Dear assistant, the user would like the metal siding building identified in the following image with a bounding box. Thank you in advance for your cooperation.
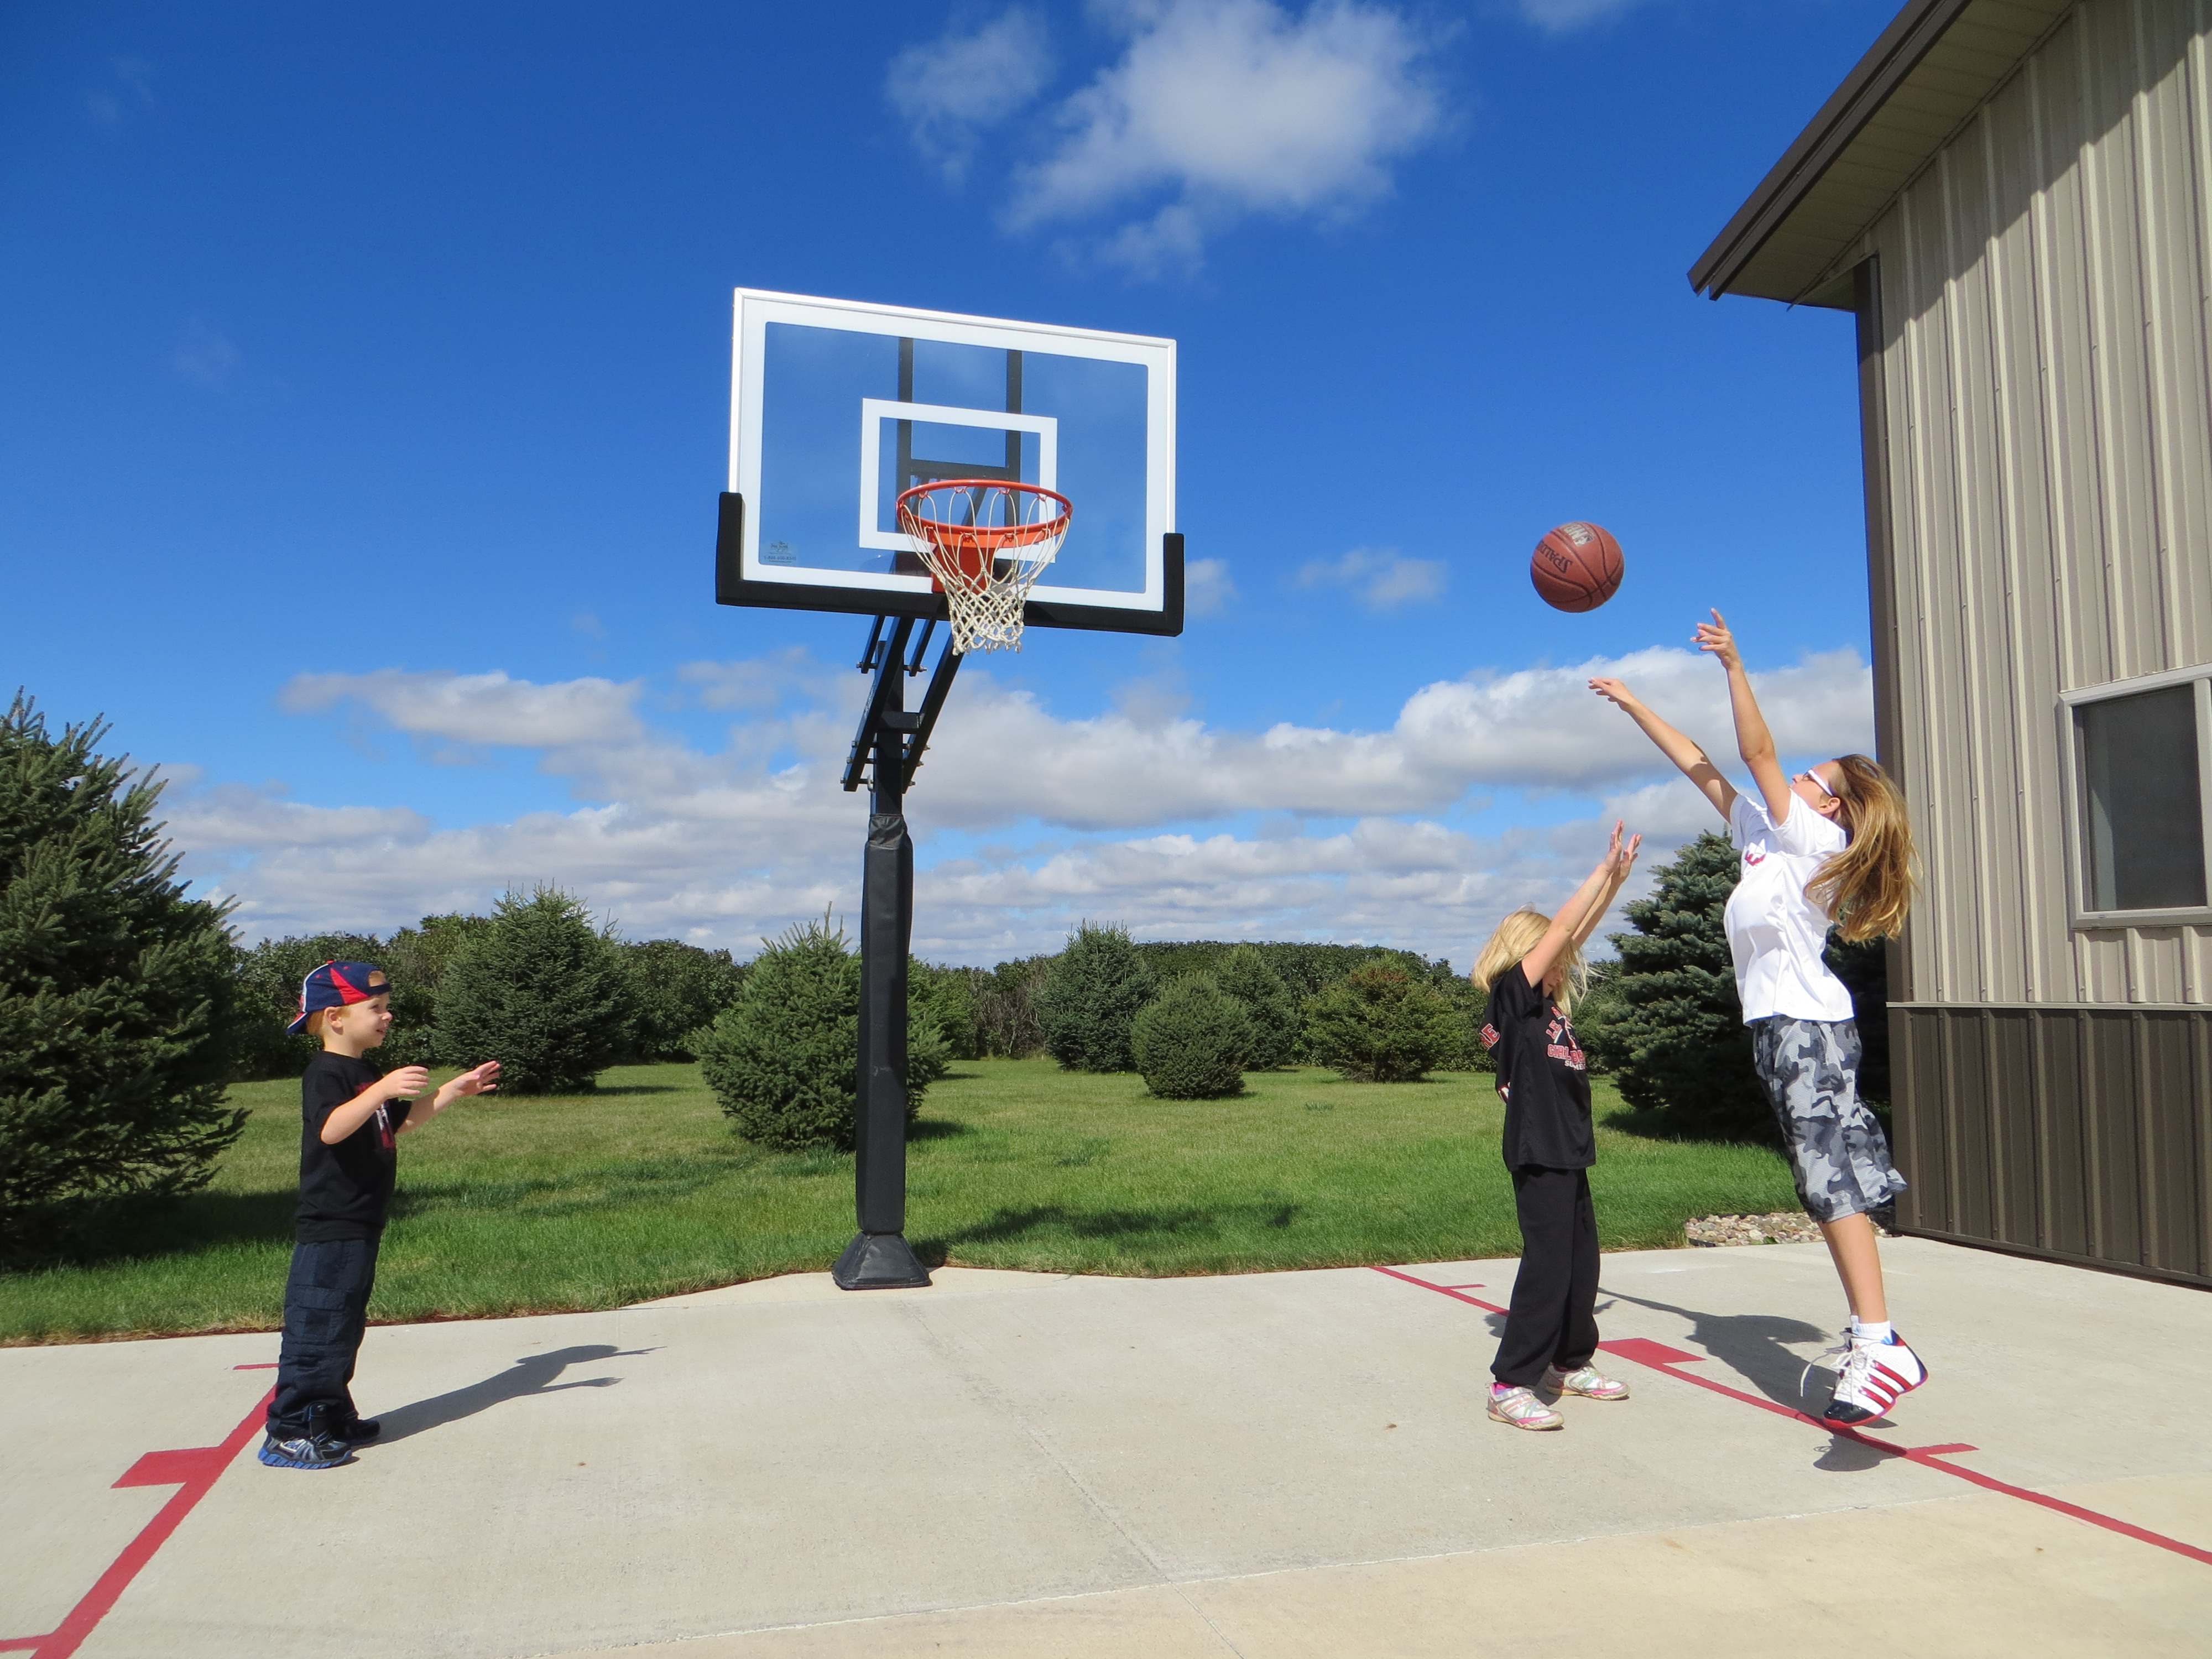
[1693,0,2212,1285]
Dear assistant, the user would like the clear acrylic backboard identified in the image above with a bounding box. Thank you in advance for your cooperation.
[715,289,1181,635]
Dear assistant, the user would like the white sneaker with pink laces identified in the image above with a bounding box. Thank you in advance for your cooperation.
[1544,1363,1630,1401]
[1488,1384,1564,1431]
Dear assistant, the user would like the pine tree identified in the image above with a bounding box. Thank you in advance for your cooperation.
[693,914,938,1150]
[619,938,747,1062]
[1131,973,1252,1099]
[1,696,244,1260]
[1604,831,1771,1139]
[1035,922,1159,1072]
[434,886,637,1094]
[1303,964,1459,1083]
[1214,946,1298,1070]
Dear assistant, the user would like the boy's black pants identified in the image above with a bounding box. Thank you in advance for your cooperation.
[269,1234,380,1430]
[1491,1166,1599,1387]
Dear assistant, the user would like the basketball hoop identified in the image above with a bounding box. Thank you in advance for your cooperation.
[895,480,1072,654]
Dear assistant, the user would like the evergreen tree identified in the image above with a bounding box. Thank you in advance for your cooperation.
[693,914,938,1150]
[233,930,389,1079]
[908,958,980,1060]
[380,913,494,1066]
[974,954,1052,1057]
[435,886,636,1094]
[1303,964,1460,1082]
[1,696,244,1259]
[1035,922,1159,1072]
[620,938,747,1062]
[1214,946,1297,1070]
[1131,973,1251,1099]
[1604,832,1770,1139]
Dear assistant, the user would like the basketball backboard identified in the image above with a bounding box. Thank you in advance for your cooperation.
[716,289,1181,635]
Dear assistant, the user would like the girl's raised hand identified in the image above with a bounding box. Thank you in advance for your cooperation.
[1694,609,1742,670]
[1588,676,1639,711]
[1610,827,1644,879]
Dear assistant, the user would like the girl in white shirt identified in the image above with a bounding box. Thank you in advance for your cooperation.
[1589,611,1923,1426]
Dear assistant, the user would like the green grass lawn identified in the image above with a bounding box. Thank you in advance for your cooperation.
[0,1060,1800,1344]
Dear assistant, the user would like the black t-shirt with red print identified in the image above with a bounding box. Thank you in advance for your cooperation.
[1480,966,1594,1171]
[295,1051,402,1241]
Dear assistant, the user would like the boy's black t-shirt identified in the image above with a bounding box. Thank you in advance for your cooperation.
[1480,968,1594,1171]
[296,1052,400,1241]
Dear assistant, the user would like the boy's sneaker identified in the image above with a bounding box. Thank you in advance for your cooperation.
[1544,1363,1630,1401]
[1822,1332,1927,1425]
[1488,1384,1564,1431]
[258,1406,357,1470]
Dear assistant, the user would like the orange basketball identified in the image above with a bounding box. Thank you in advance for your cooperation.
[1530,521,1624,612]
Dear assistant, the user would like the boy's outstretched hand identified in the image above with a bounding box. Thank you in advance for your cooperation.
[445,1061,500,1100]
[1694,608,1743,671]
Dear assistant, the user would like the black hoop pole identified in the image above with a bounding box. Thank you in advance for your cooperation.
[832,615,960,1290]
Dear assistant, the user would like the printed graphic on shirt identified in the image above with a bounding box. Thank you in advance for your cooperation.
[1743,847,1766,866]
[1479,1022,1501,1051]
[1544,1014,1586,1071]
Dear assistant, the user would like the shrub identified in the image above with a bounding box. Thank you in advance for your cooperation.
[1824,935,1891,1107]
[1303,964,1460,1083]
[621,938,746,1062]
[1,696,245,1261]
[694,915,939,1150]
[974,954,1052,1057]
[909,958,980,1060]
[435,886,638,1094]
[1603,832,1769,1139]
[1214,946,1297,1070]
[233,930,389,1080]
[1570,958,1626,1077]
[1036,922,1159,1072]
[1131,974,1252,1099]
[380,912,493,1066]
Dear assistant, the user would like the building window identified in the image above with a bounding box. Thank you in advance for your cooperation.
[2067,672,2212,922]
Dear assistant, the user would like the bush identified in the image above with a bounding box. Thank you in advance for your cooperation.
[233,930,389,1080]
[622,938,746,1062]
[1824,935,1891,1107]
[1571,958,1626,1077]
[1303,964,1460,1083]
[1036,922,1159,1072]
[909,958,980,1060]
[974,955,1052,1057]
[380,912,493,1067]
[694,915,940,1150]
[1603,832,1769,1139]
[1,696,245,1260]
[1131,974,1251,1099]
[435,886,637,1094]
[1214,946,1297,1070]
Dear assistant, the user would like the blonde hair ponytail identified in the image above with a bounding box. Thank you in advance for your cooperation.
[1806,753,1917,941]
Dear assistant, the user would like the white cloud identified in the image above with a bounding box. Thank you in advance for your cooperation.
[1296,545,1445,611]
[280,669,644,750]
[1008,0,1444,273]
[170,319,239,389]
[888,9,1056,182]
[1184,556,1237,617]
[173,644,1870,962]
[1516,0,1650,31]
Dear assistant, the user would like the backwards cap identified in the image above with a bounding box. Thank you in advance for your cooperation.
[288,960,392,1035]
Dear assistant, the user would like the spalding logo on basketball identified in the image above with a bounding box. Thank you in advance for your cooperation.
[1530,521,1624,612]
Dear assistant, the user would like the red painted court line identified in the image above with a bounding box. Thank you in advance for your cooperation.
[1371,1264,2212,1568]
[1,1385,275,1659]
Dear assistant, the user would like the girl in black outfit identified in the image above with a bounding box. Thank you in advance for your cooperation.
[1470,821,1640,1432]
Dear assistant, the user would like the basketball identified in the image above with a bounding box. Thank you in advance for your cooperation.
[1530,521,1624,612]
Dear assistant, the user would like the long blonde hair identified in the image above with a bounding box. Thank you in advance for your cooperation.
[1806,753,1917,941]
[1470,905,1585,1013]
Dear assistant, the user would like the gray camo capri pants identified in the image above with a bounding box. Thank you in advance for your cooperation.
[1749,1016,1907,1223]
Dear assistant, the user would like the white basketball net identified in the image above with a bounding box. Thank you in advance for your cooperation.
[896,482,1071,655]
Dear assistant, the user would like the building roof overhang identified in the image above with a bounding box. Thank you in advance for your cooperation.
[1690,0,2078,309]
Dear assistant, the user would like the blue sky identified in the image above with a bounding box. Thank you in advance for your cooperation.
[1,0,1896,965]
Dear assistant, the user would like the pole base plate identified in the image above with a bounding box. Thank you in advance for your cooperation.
[831,1232,932,1290]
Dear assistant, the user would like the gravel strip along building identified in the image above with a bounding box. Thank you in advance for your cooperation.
[1692,0,2212,1288]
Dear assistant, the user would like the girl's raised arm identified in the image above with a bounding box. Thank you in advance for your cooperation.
[1588,677,1737,822]
[1522,822,1635,989]
[1571,827,1642,951]
[1694,610,1793,825]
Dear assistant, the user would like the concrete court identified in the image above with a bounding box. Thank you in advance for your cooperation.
[4,1239,2209,1659]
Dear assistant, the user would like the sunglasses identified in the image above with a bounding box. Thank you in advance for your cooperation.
[1797,768,1838,799]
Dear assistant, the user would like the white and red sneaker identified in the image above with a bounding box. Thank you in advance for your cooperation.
[1822,1332,1927,1425]
[1488,1384,1564,1431]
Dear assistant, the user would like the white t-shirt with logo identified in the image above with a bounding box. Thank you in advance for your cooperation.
[1724,792,1855,1024]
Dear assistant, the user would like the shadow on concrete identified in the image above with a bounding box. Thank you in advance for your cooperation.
[929,1200,1300,1250]
[373,1344,654,1445]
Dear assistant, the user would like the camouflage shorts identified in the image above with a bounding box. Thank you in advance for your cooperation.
[1749,1016,1907,1224]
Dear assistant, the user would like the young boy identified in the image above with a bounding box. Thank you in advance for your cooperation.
[261,960,499,1470]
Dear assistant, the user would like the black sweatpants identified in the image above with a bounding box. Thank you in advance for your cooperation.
[269,1234,380,1430]
[1491,1166,1600,1388]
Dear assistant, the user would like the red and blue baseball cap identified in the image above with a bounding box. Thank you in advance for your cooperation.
[289,961,393,1034]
